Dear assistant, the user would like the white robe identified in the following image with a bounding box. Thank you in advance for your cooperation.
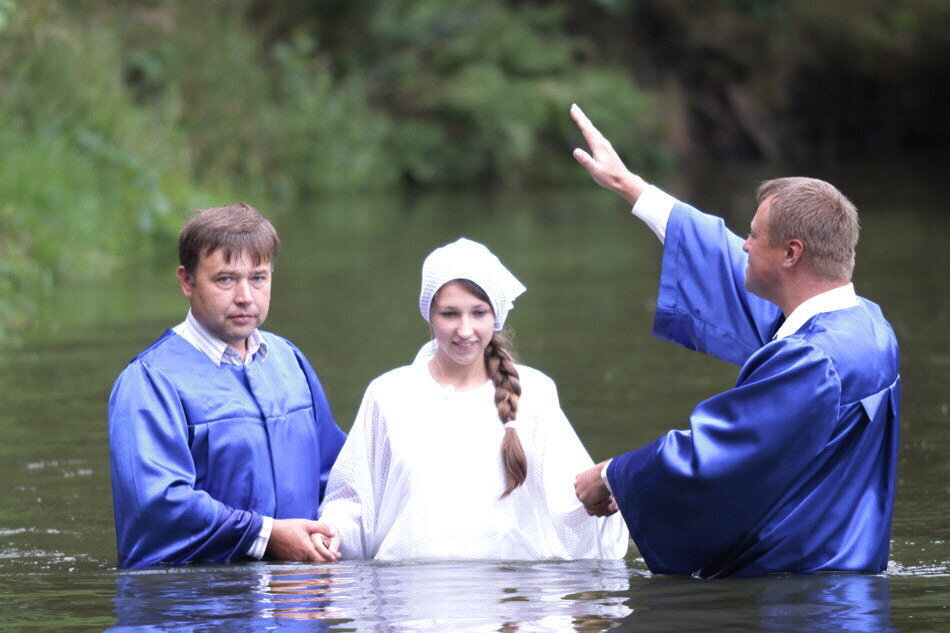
[319,346,629,561]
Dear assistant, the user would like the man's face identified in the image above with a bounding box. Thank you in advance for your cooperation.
[177,249,272,354]
[742,196,786,301]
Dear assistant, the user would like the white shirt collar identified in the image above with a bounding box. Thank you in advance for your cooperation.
[773,283,859,340]
[172,309,267,366]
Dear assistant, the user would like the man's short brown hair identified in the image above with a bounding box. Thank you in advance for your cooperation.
[757,177,859,281]
[178,202,280,279]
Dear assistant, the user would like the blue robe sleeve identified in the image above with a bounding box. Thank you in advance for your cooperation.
[290,345,346,500]
[606,338,841,576]
[108,361,263,568]
[653,202,784,366]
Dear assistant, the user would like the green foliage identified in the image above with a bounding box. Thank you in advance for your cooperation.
[0,0,942,338]
[268,35,398,192]
[115,4,397,194]
[355,0,665,185]
[0,0,402,334]
[0,2,209,337]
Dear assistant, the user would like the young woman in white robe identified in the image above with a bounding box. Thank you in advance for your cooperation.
[318,238,629,561]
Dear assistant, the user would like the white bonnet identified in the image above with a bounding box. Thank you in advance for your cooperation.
[419,238,526,331]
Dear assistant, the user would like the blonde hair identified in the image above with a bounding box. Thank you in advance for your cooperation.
[756,177,859,281]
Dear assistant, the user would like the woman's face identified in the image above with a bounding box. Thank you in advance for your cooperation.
[429,281,495,370]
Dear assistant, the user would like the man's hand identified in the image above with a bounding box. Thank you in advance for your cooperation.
[575,461,619,517]
[583,495,619,517]
[266,519,340,562]
[570,104,647,206]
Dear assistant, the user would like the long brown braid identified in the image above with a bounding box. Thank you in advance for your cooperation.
[485,330,527,497]
[446,279,527,498]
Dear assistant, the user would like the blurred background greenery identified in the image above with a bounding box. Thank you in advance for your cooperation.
[0,0,947,337]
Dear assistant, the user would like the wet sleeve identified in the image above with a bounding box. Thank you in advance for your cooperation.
[319,385,389,560]
[652,202,784,366]
[606,339,840,575]
[533,377,629,559]
[108,361,262,568]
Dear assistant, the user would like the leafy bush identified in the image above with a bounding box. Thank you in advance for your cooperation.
[356,0,665,186]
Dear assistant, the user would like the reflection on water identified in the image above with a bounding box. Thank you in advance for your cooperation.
[109,560,634,632]
[624,574,896,633]
[106,562,901,633]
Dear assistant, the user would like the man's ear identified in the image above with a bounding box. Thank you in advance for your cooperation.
[176,266,194,298]
[784,238,804,268]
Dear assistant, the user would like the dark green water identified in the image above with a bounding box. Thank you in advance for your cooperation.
[1,162,948,631]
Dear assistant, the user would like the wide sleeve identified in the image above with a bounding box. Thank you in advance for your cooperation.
[531,377,629,559]
[606,338,841,575]
[652,202,784,366]
[108,361,262,568]
[290,344,347,500]
[318,383,390,560]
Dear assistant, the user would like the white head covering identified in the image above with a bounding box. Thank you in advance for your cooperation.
[419,238,526,331]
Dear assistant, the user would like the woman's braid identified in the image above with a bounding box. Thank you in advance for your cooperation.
[486,332,527,497]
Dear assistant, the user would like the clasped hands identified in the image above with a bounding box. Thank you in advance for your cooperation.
[266,518,341,563]
[574,460,619,517]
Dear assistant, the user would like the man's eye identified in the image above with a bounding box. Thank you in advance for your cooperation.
[217,277,233,284]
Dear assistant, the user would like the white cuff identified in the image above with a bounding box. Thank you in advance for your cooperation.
[600,458,614,495]
[631,185,676,244]
[247,515,273,559]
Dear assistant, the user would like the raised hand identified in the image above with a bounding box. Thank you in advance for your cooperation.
[570,104,647,206]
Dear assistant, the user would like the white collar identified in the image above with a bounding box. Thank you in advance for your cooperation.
[773,283,859,340]
[172,309,267,366]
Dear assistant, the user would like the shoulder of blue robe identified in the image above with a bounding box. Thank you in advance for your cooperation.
[269,333,347,499]
[652,201,784,366]
[108,332,263,569]
[607,332,899,577]
[792,300,900,404]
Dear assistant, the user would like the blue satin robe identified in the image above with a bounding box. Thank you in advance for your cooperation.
[608,202,900,578]
[109,330,346,569]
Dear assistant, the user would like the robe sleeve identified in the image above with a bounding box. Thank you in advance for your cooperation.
[290,344,347,500]
[108,361,262,568]
[318,383,389,560]
[653,202,784,366]
[606,338,841,576]
[532,376,629,559]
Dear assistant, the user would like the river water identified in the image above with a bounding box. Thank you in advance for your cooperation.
[1,161,947,631]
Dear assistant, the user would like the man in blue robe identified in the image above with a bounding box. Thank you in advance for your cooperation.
[109,203,347,569]
[570,105,900,578]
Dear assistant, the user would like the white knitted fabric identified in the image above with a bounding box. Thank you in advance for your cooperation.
[419,238,526,331]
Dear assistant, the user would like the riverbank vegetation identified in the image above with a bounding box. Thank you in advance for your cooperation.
[0,0,946,336]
